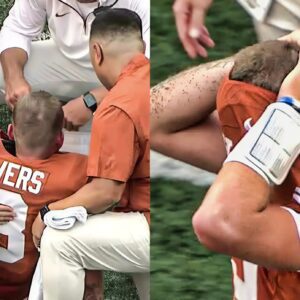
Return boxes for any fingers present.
[33,235,40,249]
[0,205,16,224]
[173,1,198,58]
[279,29,300,48]
[173,0,215,58]
[5,82,31,110]
[64,119,80,131]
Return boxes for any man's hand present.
[279,29,300,49]
[1,48,29,108]
[32,213,46,248]
[0,204,15,225]
[5,76,31,109]
[84,271,103,300]
[173,0,215,58]
[278,51,300,99]
[63,97,93,131]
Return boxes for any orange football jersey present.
[217,76,300,300]
[0,141,87,300]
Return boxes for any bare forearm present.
[90,86,108,105]
[151,58,232,170]
[195,164,300,270]
[0,48,28,80]
[153,113,226,173]
[48,181,119,214]
[151,57,233,134]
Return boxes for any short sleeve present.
[0,0,46,55]
[87,106,140,182]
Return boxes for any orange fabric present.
[87,54,150,223]
[217,77,300,300]
[0,142,87,300]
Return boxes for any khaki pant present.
[253,1,300,41]
[40,211,150,300]
[0,39,100,103]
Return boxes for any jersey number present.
[232,258,258,300]
[0,189,28,263]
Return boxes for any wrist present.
[90,87,108,106]
[83,91,98,113]
[39,204,50,222]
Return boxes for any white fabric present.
[61,131,91,155]
[225,102,300,185]
[29,206,88,300]
[0,39,100,103]
[282,207,300,240]
[237,0,273,22]
[0,0,150,67]
[41,211,150,300]
[237,0,300,32]
[28,259,43,300]
[43,206,88,230]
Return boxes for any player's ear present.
[55,131,64,152]
[7,124,15,141]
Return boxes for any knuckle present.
[172,2,180,13]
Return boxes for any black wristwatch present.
[83,92,98,113]
[40,205,50,222]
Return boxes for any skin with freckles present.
[151,57,233,173]
[193,42,300,271]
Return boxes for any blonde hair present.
[13,91,64,154]
[231,40,299,93]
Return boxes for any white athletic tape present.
[225,102,300,185]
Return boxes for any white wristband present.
[225,101,300,185]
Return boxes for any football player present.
[0,91,101,300]
[193,40,300,299]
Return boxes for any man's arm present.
[193,58,300,270]
[0,0,46,106]
[62,86,108,131]
[48,177,125,214]
[0,48,30,107]
[32,177,125,247]
[193,163,300,270]
[151,57,233,173]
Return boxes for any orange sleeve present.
[87,106,139,182]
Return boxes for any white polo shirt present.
[0,0,150,68]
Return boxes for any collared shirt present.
[0,0,150,68]
[87,53,150,223]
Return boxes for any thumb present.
[188,8,205,39]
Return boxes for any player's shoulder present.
[46,152,88,171]
[55,151,87,162]
[217,76,277,120]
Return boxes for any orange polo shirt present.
[87,53,150,224]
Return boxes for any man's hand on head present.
[279,29,300,49]
[5,76,31,109]
[0,204,15,225]
[278,51,300,100]
[173,0,215,58]
[63,97,93,131]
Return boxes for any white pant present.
[40,211,150,300]
[0,39,100,103]
[253,1,300,42]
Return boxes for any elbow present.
[87,181,122,215]
[150,126,164,152]
[192,197,246,255]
